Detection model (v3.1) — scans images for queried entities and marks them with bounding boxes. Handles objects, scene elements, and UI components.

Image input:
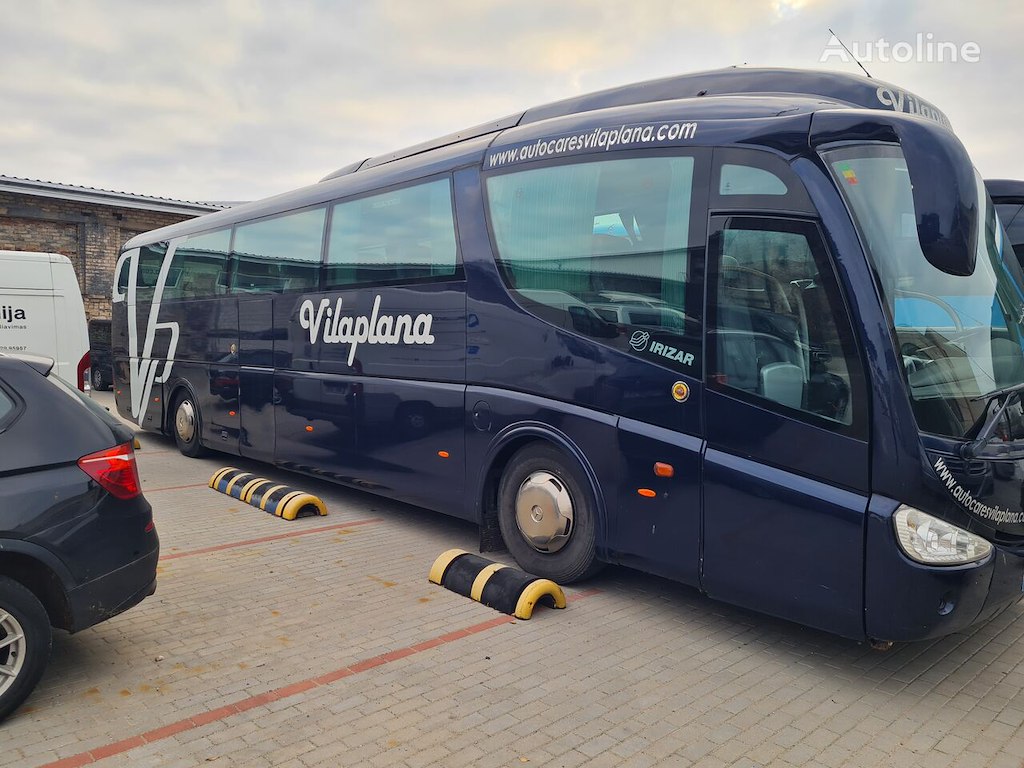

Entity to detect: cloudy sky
[1,0,1019,203]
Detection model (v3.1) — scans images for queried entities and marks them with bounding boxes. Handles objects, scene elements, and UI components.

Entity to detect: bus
[987,179,1024,266]
[113,67,1024,644]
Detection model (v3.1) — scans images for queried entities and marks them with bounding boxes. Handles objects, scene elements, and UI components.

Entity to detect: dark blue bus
[113,68,1024,644]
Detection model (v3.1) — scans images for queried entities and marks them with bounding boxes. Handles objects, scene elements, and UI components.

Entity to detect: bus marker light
[671,381,690,402]
[305,425,314,432]
[229,410,236,417]
[438,450,450,459]
[654,462,674,478]
[428,549,566,619]
[638,488,657,498]
[208,467,328,520]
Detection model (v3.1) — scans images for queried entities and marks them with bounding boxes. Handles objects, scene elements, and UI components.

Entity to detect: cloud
[0,0,1020,201]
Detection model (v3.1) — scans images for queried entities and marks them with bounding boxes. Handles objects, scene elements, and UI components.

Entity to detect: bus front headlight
[894,505,992,565]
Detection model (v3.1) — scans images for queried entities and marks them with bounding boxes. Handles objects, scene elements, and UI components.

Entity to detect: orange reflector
[654,462,674,478]
[638,488,657,498]
[305,425,314,432]
[438,451,450,459]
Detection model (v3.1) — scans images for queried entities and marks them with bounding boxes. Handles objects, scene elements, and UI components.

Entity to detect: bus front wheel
[172,392,207,458]
[497,443,600,583]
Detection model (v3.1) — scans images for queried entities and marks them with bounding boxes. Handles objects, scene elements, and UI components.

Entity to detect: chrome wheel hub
[515,471,574,553]
[175,400,196,443]
[0,608,27,697]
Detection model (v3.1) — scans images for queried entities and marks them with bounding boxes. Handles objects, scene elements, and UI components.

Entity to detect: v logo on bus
[120,248,181,423]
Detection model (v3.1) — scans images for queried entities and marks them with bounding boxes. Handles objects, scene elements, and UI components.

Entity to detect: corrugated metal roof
[0,175,230,216]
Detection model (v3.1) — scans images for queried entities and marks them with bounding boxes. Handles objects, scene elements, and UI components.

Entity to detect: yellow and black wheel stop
[209,467,327,520]
[428,549,566,620]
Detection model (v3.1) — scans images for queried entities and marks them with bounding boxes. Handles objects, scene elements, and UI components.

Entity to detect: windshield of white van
[825,144,1024,439]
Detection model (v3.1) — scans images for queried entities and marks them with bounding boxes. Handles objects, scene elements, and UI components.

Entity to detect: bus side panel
[160,297,240,449]
[277,375,467,515]
[275,284,467,513]
[612,418,702,587]
[111,296,133,417]
[237,296,278,462]
[702,444,867,640]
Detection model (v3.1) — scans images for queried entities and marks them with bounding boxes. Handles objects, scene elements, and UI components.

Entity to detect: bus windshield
[826,144,1024,439]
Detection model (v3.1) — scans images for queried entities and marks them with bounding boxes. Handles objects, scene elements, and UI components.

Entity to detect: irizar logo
[628,329,695,366]
[0,305,27,322]
[650,341,695,366]
[629,330,650,351]
[300,295,435,366]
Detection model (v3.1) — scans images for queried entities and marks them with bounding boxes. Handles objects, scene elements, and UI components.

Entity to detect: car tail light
[78,442,142,500]
[77,351,91,392]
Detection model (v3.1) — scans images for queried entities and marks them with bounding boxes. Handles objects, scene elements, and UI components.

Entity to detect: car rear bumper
[65,538,159,633]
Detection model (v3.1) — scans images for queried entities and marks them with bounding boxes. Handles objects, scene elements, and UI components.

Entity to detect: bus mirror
[811,112,978,277]
[892,119,978,277]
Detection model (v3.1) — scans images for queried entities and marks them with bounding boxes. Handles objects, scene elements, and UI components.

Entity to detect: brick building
[0,176,224,320]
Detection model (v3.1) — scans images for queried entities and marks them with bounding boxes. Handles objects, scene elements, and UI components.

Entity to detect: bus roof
[322,66,950,181]
[125,67,949,250]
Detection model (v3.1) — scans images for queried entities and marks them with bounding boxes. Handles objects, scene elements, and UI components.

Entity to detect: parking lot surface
[5,391,1024,767]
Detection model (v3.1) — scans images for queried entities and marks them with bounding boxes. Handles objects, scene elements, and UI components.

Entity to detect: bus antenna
[828,28,872,79]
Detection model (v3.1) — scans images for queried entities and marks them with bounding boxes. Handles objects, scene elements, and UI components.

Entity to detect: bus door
[701,212,870,638]
[237,295,276,462]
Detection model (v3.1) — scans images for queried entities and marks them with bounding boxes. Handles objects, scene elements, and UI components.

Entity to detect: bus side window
[164,228,231,300]
[232,207,326,294]
[325,177,458,289]
[485,153,703,374]
[135,243,168,303]
[708,217,864,432]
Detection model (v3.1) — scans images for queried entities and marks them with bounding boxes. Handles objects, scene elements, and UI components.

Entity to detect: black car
[88,318,113,391]
[0,353,158,722]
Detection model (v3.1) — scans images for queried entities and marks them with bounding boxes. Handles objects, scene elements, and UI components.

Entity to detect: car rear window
[0,385,16,429]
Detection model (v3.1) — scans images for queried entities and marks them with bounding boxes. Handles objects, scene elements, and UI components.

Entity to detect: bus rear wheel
[497,443,600,583]
[172,392,207,458]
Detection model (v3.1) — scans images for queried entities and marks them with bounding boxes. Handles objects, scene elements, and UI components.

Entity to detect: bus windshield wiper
[959,381,1024,459]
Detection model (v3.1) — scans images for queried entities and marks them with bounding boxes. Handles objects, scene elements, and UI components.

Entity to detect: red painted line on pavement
[159,518,382,560]
[38,589,601,768]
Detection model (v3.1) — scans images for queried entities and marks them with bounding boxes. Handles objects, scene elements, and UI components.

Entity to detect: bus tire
[0,576,52,724]
[497,443,601,583]
[172,391,207,458]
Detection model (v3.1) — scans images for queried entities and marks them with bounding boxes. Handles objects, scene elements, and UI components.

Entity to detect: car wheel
[91,367,109,392]
[172,391,207,458]
[497,443,602,583]
[0,576,52,724]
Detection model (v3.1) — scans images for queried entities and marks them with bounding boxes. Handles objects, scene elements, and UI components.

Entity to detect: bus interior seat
[759,361,804,409]
[716,261,805,406]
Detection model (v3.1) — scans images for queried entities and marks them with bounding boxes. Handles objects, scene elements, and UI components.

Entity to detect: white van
[0,251,90,390]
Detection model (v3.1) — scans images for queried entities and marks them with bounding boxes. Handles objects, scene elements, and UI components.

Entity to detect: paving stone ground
[5,391,1024,767]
